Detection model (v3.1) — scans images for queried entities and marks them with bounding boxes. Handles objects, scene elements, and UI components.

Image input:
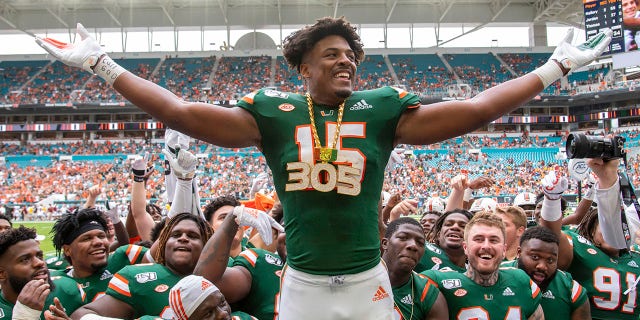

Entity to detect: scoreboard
[584,0,625,55]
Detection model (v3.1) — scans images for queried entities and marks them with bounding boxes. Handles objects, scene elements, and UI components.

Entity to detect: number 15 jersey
[237,87,420,275]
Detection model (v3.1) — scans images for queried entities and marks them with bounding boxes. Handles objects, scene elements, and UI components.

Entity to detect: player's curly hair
[427,209,473,245]
[51,208,108,263]
[149,217,167,242]
[203,195,240,224]
[0,226,37,258]
[154,212,213,265]
[385,217,423,239]
[519,225,559,246]
[282,16,364,73]
[576,206,599,244]
[146,203,162,217]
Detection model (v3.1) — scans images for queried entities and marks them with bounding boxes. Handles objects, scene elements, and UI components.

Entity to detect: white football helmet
[513,192,537,208]
[469,197,498,213]
[423,197,446,214]
[513,192,537,224]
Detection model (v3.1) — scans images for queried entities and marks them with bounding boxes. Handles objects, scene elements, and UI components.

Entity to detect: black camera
[565,133,625,160]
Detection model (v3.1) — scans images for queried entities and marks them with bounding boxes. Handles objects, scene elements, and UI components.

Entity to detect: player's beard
[9,272,55,294]
[518,259,556,291]
[90,259,108,272]
[335,88,352,100]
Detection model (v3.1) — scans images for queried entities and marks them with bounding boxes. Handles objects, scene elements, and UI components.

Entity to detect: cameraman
[589,157,640,249]
[538,167,640,319]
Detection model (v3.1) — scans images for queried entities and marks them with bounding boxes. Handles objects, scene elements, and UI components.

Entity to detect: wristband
[12,300,42,320]
[463,189,473,202]
[532,60,564,88]
[93,55,126,85]
[133,176,146,183]
[540,197,563,222]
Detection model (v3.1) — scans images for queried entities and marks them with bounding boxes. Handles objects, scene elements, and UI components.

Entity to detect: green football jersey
[45,253,70,271]
[501,260,588,319]
[0,275,85,319]
[136,311,257,320]
[231,248,283,320]
[415,242,466,273]
[565,230,640,319]
[52,244,147,302]
[423,267,541,319]
[106,263,181,319]
[237,87,420,275]
[392,272,440,320]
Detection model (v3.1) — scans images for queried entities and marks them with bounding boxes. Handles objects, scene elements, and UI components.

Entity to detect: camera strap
[618,172,634,247]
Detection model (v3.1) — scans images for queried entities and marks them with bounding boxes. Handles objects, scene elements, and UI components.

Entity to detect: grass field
[16,221,56,255]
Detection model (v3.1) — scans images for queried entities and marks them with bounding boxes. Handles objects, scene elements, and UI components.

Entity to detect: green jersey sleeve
[232,248,283,320]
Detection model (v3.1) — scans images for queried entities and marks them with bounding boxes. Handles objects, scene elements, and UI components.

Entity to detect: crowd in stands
[3,128,640,220]
[0,52,621,105]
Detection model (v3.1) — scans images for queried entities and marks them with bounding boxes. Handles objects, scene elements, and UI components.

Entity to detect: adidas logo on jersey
[628,260,639,268]
[400,294,413,305]
[502,287,515,296]
[372,286,390,301]
[542,290,555,299]
[100,270,113,281]
[350,99,373,110]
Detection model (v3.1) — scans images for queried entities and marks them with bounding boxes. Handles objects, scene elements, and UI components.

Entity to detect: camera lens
[566,133,589,159]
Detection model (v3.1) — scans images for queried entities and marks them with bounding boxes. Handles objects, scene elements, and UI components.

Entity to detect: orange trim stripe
[108,274,131,297]
[571,281,583,303]
[530,280,540,298]
[170,289,188,320]
[126,245,143,263]
[76,283,86,302]
[421,278,435,302]
[239,249,258,267]
[241,96,254,104]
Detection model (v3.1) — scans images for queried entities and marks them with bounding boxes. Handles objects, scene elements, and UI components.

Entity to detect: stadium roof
[0,0,584,34]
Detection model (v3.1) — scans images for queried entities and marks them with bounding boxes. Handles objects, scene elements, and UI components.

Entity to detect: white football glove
[233,206,284,246]
[104,206,121,225]
[164,128,191,152]
[250,172,270,195]
[550,28,612,73]
[35,23,105,73]
[541,171,568,200]
[131,154,155,182]
[162,148,197,180]
[534,28,612,88]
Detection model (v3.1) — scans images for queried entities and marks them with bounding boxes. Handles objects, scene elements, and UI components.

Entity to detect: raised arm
[193,210,253,303]
[36,23,260,148]
[538,170,574,270]
[82,185,101,209]
[130,156,156,242]
[589,158,634,249]
[395,29,611,146]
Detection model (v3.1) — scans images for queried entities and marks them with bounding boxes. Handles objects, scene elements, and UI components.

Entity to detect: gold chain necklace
[306,92,346,163]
